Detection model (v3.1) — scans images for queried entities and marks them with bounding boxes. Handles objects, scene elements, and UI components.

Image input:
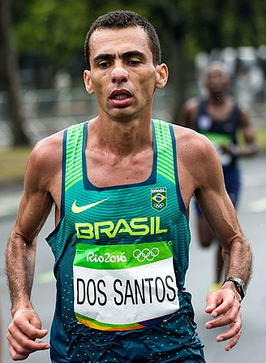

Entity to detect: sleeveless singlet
[46,119,205,363]
[196,100,241,169]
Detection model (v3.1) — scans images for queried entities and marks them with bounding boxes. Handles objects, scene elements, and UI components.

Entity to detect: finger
[217,321,242,351]
[225,331,241,351]
[29,313,43,329]
[205,292,220,314]
[216,321,242,342]
[210,297,240,319]
[7,336,49,361]
[205,300,240,328]
[206,288,239,318]
[8,340,29,361]
[11,318,48,340]
[205,313,234,329]
[7,327,50,355]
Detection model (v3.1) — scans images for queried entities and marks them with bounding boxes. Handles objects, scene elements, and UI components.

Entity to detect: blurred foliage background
[1,0,266,147]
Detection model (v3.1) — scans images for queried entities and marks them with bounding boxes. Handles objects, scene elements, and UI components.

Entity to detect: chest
[197,103,237,135]
[85,149,154,188]
[205,102,234,121]
[64,168,181,247]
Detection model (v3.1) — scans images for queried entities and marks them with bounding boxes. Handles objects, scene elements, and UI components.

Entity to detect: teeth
[114,94,128,100]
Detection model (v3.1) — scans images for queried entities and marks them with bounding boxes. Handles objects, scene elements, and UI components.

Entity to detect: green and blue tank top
[196,100,240,169]
[46,119,203,363]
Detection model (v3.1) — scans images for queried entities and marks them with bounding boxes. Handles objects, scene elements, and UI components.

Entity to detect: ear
[83,70,94,94]
[155,63,168,89]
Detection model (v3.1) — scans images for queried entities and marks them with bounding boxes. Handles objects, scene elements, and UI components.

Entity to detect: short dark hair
[84,10,161,69]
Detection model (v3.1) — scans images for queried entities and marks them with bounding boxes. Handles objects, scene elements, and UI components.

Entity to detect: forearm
[222,234,253,286]
[230,143,258,158]
[6,230,37,314]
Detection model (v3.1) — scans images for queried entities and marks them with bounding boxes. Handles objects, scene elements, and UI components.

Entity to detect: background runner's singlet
[196,100,240,168]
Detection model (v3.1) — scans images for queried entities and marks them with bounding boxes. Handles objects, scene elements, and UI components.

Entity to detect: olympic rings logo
[153,202,164,209]
[133,247,160,262]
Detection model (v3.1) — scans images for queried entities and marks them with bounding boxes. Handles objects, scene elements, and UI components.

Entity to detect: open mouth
[110,89,133,108]
[112,94,129,100]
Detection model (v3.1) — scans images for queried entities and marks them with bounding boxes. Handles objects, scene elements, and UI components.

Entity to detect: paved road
[0,153,265,363]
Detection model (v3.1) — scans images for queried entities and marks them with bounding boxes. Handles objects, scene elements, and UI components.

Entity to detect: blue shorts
[51,337,206,363]
[50,311,206,362]
[196,165,241,216]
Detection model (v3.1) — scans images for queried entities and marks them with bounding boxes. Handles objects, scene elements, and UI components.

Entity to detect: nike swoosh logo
[71,198,109,214]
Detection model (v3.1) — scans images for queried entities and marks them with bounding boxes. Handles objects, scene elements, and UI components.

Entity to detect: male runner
[180,62,257,291]
[6,11,252,363]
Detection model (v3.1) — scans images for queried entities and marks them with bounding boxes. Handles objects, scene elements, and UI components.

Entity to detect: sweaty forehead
[89,27,151,56]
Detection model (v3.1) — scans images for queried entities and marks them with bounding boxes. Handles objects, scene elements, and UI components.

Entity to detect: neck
[208,93,228,105]
[89,116,152,157]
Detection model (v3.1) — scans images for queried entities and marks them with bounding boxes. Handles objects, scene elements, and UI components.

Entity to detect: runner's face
[83,27,167,121]
[206,68,230,97]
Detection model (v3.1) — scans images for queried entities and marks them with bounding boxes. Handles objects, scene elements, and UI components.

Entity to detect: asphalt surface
[0,153,265,363]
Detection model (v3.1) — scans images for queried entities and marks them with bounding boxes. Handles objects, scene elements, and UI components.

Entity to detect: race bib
[73,241,179,331]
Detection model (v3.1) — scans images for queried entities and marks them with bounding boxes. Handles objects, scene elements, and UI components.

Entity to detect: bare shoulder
[180,97,200,127]
[183,97,200,112]
[30,130,63,169]
[172,124,215,160]
[25,130,64,192]
[172,124,223,190]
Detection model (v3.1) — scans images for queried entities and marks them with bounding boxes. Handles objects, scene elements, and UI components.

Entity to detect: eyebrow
[122,51,147,61]
[92,50,147,65]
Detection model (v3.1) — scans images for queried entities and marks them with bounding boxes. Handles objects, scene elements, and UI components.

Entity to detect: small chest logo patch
[151,188,167,212]
[198,115,212,131]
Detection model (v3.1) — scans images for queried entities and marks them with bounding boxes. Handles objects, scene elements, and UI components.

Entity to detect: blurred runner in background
[180,61,257,291]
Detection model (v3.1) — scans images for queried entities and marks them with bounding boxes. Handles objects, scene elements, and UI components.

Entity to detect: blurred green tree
[0,0,29,145]
[13,0,90,64]
[14,0,264,117]
[2,0,266,145]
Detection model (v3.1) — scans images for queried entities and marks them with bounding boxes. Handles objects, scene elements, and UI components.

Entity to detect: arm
[237,107,258,157]
[176,127,252,350]
[194,143,252,284]
[6,135,62,360]
[193,137,252,350]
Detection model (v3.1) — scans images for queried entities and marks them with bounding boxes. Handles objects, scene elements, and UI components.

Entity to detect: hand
[7,307,50,360]
[205,287,242,351]
[220,144,238,156]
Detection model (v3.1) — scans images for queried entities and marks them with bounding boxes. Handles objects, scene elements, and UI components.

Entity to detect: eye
[128,60,141,66]
[98,61,110,69]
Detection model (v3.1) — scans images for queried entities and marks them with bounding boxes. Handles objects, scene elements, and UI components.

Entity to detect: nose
[111,67,129,84]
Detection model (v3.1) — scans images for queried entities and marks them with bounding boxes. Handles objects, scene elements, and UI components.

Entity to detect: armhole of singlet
[198,99,206,113]
[195,99,205,130]
[169,124,187,217]
[46,128,67,241]
[232,103,241,127]
[227,104,240,145]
